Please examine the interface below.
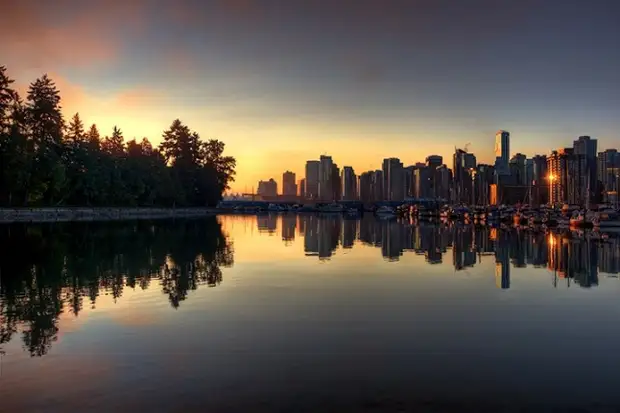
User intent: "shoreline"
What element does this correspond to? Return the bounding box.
[0,207,219,223]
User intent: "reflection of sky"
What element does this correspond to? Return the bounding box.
[4,216,620,410]
[4,1,620,191]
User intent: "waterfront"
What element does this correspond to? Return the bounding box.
[2,215,620,412]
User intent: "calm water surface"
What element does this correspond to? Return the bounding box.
[2,214,620,412]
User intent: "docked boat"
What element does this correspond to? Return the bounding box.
[569,210,594,228]
[320,203,345,213]
[593,210,620,228]
[375,206,396,217]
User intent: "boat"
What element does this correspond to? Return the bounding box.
[267,203,286,212]
[320,203,344,213]
[593,210,620,228]
[569,210,593,228]
[375,206,396,217]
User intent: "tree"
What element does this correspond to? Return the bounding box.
[25,74,66,204]
[0,69,30,205]
[102,126,125,157]
[200,139,236,190]
[0,66,236,208]
[65,113,85,144]
[86,124,101,150]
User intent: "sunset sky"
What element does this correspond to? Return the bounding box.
[3,0,620,193]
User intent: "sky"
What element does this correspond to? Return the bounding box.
[3,0,620,193]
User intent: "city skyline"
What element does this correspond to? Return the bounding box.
[4,0,620,193]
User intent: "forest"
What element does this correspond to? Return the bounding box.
[0,65,236,207]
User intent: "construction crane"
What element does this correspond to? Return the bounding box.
[464,142,471,153]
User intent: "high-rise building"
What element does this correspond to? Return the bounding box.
[341,166,357,201]
[257,178,278,197]
[305,160,320,199]
[372,170,384,202]
[282,171,297,196]
[547,148,583,205]
[531,155,548,205]
[453,149,476,203]
[598,149,620,203]
[509,153,527,186]
[425,155,443,198]
[435,165,452,201]
[331,163,341,202]
[426,155,443,170]
[404,165,415,198]
[414,167,431,199]
[382,158,405,201]
[573,136,598,204]
[318,155,333,201]
[472,164,495,205]
[495,130,510,172]
[359,171,374,203]
[298,178,306,198]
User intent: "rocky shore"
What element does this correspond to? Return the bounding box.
[0,207,218,223]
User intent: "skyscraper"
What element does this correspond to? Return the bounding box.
[305,160,320,199]
[495,130,510,172]
[331,163,341,201]
[282,170,297,196]
[531,155,548,205]
[453,149,476,203]
[298,178,306,198]
[341,166,357,201]
[318,155,333,201]
[598,149,620,203]
[573,135,598,204]
[509,153,527,185]
[382,158,404,201]
[547,148,583,205]
[257,178,278,197]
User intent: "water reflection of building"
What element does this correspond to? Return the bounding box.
[257,214,277,234]
[495,230,510,289]
[281,215,296,244]
[341,218,357,249]
[547,233,599,288]
[289,216,615,288]
[453,226,476,270]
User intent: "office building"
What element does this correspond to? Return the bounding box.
[318,155,333,201]
[383,158,405,201]
[404,165,415,198]
[547,148,583,205]
[305,160,320,199]
[331,163,341,201]
[435,165,452,201]
[414,167,431,199]
[257,178,277,198]
[598,149,620,203]
[453,148,476,203]
[473,164,495,205]
[531,155,548,205]
[509,153,527,186]
[341,166,357,201]
[495,130,510,172]
[573,135,598,204]
[426,155,443,198]
[282,171,297,196]
[298,178,306,198]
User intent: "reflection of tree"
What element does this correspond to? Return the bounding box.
[0,217,233,356]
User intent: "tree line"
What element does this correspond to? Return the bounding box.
[0,65,235,207]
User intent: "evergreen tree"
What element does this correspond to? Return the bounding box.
[0,66,235,208]
[25,74,66,204]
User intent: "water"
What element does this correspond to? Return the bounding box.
[2,214,620,412]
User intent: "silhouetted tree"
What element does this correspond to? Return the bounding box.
[0,67,235,207]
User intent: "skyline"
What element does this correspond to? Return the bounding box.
[4,0,620,192]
